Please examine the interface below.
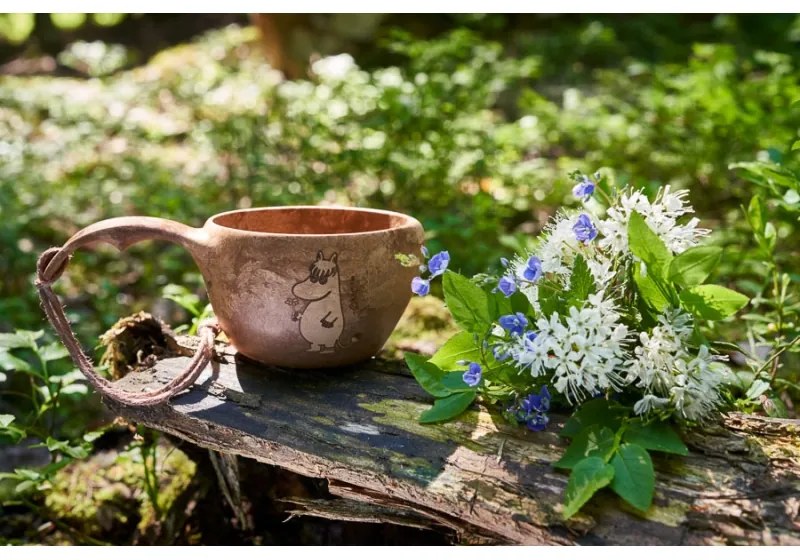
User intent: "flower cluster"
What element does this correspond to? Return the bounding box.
[597,186,709,256]
[507,386,551,431]
[405,174,747,519]
[409,177,744,430]
[495,256,542,298]
[487,183,734,422]
[411,248,450,296]
[625,311,729,420]
[514,294,629,404]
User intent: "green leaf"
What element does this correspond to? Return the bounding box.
[563,456,615,519]
[38,342,70,362]
[622,420,688,456]
[404,352,450,398]
[0,350,39,375]
[60,384,89,396]
[746,195,765,236]
[730,162,799,191]
[537,283,563,317]
[679,284,750,320]
[762,222,777,252]
[12,468,42,481]
[628,211,672,277]
[419,391,476,424]
[0,418,26,443]
[554,425,616,469]
[633,265,671,312]
[668,246,722,287]
[488,288,512,318]
[610,443,654,512]
[45,437,90,459]
[508,290,533,315]
[15,479,38,495]
[565,254,594,309]
[792,139,800,151]
[48,370,86,387]
[488,289,534,319]
[0,330,43,350]
[440,371,475,393]
[429,332,481,371]
[745,379,770,400]
[442,271,491,333]
[560,399,626,437]
[83,429,108,443]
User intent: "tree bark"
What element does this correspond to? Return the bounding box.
[104,332,800,545]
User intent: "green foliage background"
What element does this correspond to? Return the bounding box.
[1,14,799,542]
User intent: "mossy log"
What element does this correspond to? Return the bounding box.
[104,332,800,545]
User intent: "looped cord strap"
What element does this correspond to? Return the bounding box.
[36,247,220,407]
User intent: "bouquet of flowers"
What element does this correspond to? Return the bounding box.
[404,173,749,518]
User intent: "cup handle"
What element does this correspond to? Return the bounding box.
[35,217,220,407]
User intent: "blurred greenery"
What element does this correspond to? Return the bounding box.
[1,13,799,543]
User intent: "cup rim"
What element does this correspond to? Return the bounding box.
[206,205,422,237]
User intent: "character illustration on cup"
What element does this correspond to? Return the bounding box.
[290,251,345,353]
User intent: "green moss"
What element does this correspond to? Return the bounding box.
[312,415,335,426]
[383,296,459,359]
[384,452,440,483]
[44,449,141,537]
[43,442,196,540]
[137,444,197,532]
[360,398,486,452]
[640,498,689,527]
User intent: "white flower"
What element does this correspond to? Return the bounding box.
[512,293,629,404]
[598,186,709,257]
[625,310,729,420]
[633,394,670,415]
[311,54,356,81]
[511,212,602,310]
[490,186,727,422]
[585,252,616,285]
[508,213,581,286]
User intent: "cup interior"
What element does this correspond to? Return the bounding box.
[211,207,415,236]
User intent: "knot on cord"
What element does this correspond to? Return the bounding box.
[198,318,222,336]
[35,247,68,288]
[35,245,221,407]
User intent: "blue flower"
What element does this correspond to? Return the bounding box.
[462,362,482,387]
[521,386,551,415]
[411,277,430,296]
[526,412,549,432]
[492,345,509,361]
[540,385,551,409]
[573,213,598,244]
[498,312,528,336]
[521,256,542,282]
[497,275,517,297]
[427,251,450,278]
[516,386,551,432]
[572,178,595,199]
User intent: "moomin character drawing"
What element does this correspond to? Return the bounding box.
[290,251,344,352]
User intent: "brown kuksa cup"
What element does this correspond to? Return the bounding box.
[36,206,424,406]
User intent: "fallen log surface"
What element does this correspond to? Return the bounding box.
[106,333,800,545]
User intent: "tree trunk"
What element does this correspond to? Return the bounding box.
[103,326,800,545]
